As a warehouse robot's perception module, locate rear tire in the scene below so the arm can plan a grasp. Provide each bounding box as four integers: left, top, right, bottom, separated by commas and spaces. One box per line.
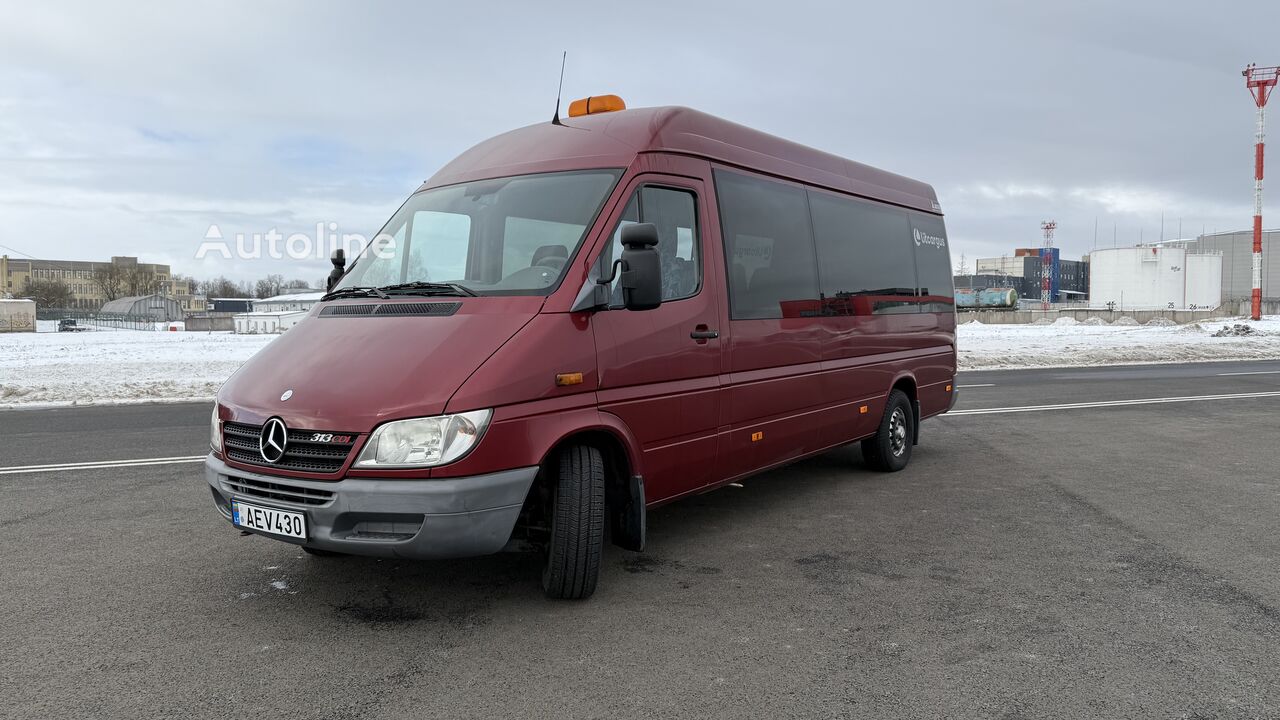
541, 444, 605, 600
862, 389, 914, 472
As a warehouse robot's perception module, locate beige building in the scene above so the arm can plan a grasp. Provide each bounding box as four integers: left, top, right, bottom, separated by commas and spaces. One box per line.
0, 255, 204, 312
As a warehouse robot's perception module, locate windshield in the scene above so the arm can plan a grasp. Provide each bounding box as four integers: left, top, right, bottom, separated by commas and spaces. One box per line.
334, 169, 622, 296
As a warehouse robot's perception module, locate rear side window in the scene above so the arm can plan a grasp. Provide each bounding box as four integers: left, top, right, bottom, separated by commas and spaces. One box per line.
809, 191, 918, 315
909, 213, 954, 312
714, 170, 819, 319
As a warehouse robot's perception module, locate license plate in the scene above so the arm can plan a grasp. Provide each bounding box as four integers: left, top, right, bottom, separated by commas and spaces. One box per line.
232, 499, 307, 539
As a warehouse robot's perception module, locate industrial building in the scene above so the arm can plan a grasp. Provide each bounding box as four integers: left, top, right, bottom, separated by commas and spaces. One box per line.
233, 310, 307, 334
970, 249, 1089, 302
0, 254, 204, 311
1088, 246, 1222, 310
1184, 229, 1279, 302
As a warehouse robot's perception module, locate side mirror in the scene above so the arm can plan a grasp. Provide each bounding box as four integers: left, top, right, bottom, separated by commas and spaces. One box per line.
619, 223, 662, 311
327, 249, 346, 291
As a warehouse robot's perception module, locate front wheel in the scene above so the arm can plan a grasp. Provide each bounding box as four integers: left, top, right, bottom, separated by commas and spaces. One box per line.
861, 389, 914, 472
540, 444, 605, 600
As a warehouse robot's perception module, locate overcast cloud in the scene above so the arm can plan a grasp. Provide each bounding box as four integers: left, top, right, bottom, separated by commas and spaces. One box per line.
1, 0, 1277, 282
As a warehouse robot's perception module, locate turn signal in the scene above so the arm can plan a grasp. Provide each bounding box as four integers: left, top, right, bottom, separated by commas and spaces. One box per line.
568, 95, 626, 117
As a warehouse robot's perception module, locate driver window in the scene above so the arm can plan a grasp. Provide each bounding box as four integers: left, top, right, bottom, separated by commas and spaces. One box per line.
603, 186, 700, 304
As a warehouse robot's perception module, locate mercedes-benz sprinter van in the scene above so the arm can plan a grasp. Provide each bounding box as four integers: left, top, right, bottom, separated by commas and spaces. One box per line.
206, 99, 957, 599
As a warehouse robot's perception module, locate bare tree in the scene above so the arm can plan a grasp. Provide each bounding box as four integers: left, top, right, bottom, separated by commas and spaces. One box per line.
124, 267, 161, 296
92, 265, 125, 301
23, 279, 74, 308
254, 273, 284, 299
197, 276, 251, 299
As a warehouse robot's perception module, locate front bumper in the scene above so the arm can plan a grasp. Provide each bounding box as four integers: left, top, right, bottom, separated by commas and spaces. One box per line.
204, 455, 537, 559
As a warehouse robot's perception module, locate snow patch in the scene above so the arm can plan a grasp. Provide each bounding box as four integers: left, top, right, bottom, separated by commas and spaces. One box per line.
1145, 317, 1176, 327
1112, 316, 1140, 326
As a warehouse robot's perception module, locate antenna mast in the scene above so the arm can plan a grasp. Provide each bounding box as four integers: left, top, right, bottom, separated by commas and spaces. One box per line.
1243, 63, 1278, 321
1040, 221, 1056, 311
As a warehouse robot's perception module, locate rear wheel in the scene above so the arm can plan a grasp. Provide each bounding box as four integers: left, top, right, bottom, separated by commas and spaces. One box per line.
861, 389, 914, 472
541, 444, 606, 600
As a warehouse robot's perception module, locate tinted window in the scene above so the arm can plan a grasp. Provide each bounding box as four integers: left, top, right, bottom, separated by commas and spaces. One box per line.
909, 212, 954, 312
600, 186, 701, 303
808, 190, 918, 315
714, 170, 819, 319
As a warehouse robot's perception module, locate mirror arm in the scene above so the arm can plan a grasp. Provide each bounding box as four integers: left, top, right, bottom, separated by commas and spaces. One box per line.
597, 258, 627, 285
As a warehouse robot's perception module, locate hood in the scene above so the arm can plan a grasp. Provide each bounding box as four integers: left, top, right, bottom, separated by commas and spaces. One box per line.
218, 297, 541, 431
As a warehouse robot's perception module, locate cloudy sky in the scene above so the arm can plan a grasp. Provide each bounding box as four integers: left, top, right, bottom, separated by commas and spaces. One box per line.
1, 1, 1277, 283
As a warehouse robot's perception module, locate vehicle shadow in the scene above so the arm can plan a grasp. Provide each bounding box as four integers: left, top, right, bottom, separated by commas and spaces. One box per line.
219, 443, 893, 620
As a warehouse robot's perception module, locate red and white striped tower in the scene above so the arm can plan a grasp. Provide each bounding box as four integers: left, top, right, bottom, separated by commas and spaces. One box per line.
1040, 220, 1056, 311
1243, 64, 1278, 321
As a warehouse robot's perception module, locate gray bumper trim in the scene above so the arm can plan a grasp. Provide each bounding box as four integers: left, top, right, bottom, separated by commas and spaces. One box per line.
204, 455, 537, 559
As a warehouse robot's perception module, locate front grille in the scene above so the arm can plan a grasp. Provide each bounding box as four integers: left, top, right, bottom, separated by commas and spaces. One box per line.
223, 421, 357, 474
224, 475, 336, 506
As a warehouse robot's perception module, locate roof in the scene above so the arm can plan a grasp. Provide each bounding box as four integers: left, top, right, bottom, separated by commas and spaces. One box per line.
100, 294, 180, 313
257, 292, 324, 303
425, 106, 940, 215
234, 311, 308, 318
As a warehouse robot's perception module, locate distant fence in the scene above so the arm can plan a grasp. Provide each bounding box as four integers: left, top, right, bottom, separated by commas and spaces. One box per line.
35, 308, 165, 331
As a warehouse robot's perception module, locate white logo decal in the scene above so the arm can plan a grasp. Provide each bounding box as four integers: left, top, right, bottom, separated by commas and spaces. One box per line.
914, 228, 947, 249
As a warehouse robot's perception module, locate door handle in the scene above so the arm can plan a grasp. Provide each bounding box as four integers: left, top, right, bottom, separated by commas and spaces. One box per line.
690, 326, 719, 340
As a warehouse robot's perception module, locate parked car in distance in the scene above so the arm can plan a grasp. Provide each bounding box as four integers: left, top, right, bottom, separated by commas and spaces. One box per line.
205, 98, 957, 599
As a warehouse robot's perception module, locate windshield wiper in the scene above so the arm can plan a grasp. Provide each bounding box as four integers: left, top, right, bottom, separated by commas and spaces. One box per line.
322, 285, 389, 301
377, 281, 477, 297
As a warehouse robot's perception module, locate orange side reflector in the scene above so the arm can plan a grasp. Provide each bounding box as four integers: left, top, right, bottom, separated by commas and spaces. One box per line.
556, 372, 584, 387
567, 94, 626, 117
751, 431, 764, 442
945, 384, 953, 392
859, 406, 868, 414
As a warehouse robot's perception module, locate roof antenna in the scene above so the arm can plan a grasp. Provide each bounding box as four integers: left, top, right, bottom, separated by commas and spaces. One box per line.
551, 51, 567, 125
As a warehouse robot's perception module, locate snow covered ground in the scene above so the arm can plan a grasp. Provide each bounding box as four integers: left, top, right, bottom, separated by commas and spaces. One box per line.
1, 316, 1278, 408
958, 316, 1280, 370
1, 329, 275, 408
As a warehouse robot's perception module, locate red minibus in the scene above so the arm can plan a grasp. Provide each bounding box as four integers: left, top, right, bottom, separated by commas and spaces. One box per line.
206, 98, 957, 599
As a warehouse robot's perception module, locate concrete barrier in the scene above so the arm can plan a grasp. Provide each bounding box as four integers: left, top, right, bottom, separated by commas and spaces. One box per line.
184, 316, 235, 332
958, 307, 1234, 325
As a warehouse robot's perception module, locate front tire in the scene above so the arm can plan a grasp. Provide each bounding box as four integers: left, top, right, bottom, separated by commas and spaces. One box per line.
541, 444, 605, 600
861, 389, 914, 472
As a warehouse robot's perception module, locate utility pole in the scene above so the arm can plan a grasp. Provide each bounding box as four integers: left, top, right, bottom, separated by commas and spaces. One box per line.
1040, 221, 1056, 311
1244, 64, 1278, 320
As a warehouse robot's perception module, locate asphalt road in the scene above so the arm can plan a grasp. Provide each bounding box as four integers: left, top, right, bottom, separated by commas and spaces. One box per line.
3, 360, 1280, 718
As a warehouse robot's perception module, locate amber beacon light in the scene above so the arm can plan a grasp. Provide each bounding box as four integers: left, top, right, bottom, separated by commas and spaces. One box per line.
567, 95, 626, 117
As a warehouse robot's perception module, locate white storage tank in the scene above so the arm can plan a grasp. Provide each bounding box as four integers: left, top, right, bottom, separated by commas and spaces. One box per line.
1184, 252, 1223, 310
1090, 246, 1223, 309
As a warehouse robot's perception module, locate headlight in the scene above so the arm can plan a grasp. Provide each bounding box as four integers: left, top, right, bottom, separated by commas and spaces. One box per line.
354, 409, 492, 469
210, 405, 222, 452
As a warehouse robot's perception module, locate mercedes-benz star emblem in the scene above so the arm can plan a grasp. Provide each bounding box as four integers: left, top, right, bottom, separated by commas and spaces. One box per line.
280, 389, 293, 401
259, 417, 288, 463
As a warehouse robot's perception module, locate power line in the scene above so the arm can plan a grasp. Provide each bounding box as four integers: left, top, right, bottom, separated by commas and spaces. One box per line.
0, 243, 37, 259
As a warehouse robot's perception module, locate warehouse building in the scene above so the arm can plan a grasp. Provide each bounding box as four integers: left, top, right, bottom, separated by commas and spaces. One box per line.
1184, 230, 1279, 302
99, 294, 185, 322
233, 311, 307, 334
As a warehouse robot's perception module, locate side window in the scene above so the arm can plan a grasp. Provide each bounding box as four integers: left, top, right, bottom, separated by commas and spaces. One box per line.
714, 170, 819, 319
601, 186, 701, 303
909, 213, 955, 313
809, 190, 918, 315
